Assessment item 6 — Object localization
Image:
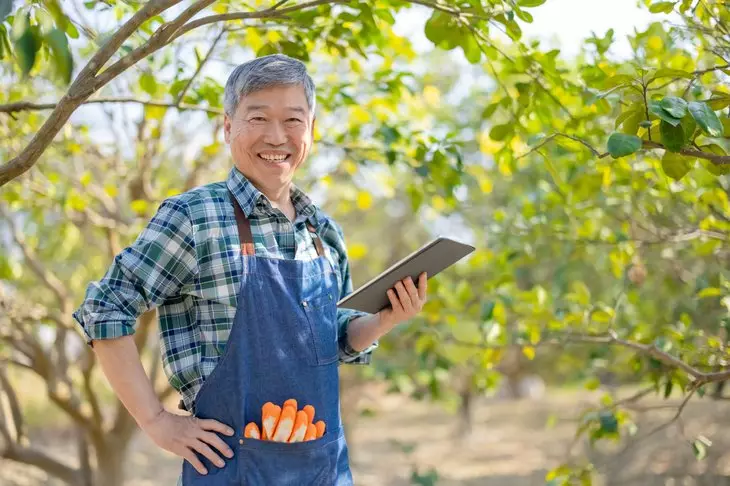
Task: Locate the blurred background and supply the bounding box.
[1,0,729,484]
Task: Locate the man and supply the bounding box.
[73,54,427,485]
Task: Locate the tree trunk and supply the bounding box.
[94,442,128,486]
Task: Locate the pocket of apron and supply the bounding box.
[302,292,338,366]
[238,429,345,486]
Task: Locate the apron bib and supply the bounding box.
[181,191,353,485]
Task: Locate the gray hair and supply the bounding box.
[223,54,316,117]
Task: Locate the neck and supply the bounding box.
[253,178,292,212]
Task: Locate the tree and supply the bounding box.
[2,0,730,485]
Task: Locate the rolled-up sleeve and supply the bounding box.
[73,198,197,344]
[331,224,378,365]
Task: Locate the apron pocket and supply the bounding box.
[238,430,344,486]
[302,292,338,366]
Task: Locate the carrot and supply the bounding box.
[302,404,315,425]
[262,402,282,441]
[283,398,298,410]
[304,423,317,441]
[272,405,296,442]
[288,410,309,442]
[314,420,325,439]
[244,422,261,440]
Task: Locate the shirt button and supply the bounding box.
[302,301,308,307]
[239,439,244,445]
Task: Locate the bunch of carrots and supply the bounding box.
[243,399,325,443]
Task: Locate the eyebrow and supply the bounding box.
[244,104,307,114]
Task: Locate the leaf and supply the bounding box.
[139,72,157,95]
[649,100,682,126]
[44,28,73,84]
[699,144,730,175]
[489,123,511,142]
[688,102,722,137]
[660,120,686,152]
[661,152,693,180]
[522,346,536,360]
[649,1,676,13]
[697,287,723,298]
[607,133,642,158]
[517,0,547,6]
[598,411,618,434]
[692,436,712,461]
[13,18,38,77]
[649,68,692,81]
[659,96,688,119]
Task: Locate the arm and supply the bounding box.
[73,198,232,475]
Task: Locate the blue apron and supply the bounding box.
[181,191,353,485]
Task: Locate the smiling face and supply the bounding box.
[223,84,315,196]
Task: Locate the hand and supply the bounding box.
[141,409,235,475]
[378,272,428,330]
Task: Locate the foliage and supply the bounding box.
[1,0,730,485]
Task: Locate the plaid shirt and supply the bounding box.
[73,167,375,410]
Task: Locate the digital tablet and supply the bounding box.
[337,236,476,314]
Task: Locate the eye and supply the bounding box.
[250,117,266,122]
[286,118,302,124]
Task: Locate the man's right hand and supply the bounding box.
[141,409,235,475]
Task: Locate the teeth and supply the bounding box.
[259,154,288,161]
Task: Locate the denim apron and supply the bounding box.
[181,190,353,485]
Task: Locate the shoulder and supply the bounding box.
[158,181,229,225]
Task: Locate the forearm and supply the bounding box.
[345,313,393,353]
[92,335,165,427]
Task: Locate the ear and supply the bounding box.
[223,114,232,144]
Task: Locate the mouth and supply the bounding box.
[258,153,291,165]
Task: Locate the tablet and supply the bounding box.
[337,236,476,314]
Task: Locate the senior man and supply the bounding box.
[73,54,427,485]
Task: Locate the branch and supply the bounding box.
[175,28,226,106]
[516,133,610,160]
[0,0,181,187]
[2,444,81,484]
[0,365,24,443]
[0,97,223,115]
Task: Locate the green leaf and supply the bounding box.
[659,96,687,119]
[688,102,723,137]
[489,123,511,142]
[649,1,676,13]
[661,152,693,180]
[140,72,157,96]
[44,28,73,84]
[697,287,723,298]
[517,0,547,6]
[649,100,682,126]
[660,120,685,152]
[598,411,618,434]
[692,436,712,461]
[607,133,642,158]
[649,68,693,81]
[13,17,39,77]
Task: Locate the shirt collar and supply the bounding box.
[226,166,318,225]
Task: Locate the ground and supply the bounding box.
[1,385,729,486]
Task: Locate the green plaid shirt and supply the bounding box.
[73,167,375,411]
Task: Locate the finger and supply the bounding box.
[404,277,420,306]
[314,420,326,438]
[182,449,207,475]
[244,422,260,440]
[303,405,315,425]
[395,281,414,312]
[262,403,282,440]
[289,411,308,442]
[417,272,427,301]
[197,418,234,437]
[386,289,403,313]
[199,431,234,459]
[283,398,297,410]
[272,405,296,442]
[304,423,317,441]
[191,440,225,469]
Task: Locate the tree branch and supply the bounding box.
[2,444,81,484]
[175,29,226,106]
[0,0,181,187]
[0,97,223,115]
[0,365,24,443]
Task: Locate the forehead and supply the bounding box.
[238,85,309,114]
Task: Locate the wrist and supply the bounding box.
[138,404,166,430]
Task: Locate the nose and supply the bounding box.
[263,121,287,146]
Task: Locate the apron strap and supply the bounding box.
[228,189,324,257]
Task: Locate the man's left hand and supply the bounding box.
[377,272,428,330]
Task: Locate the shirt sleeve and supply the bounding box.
[72,198,198,344]
[329,221,378,365]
